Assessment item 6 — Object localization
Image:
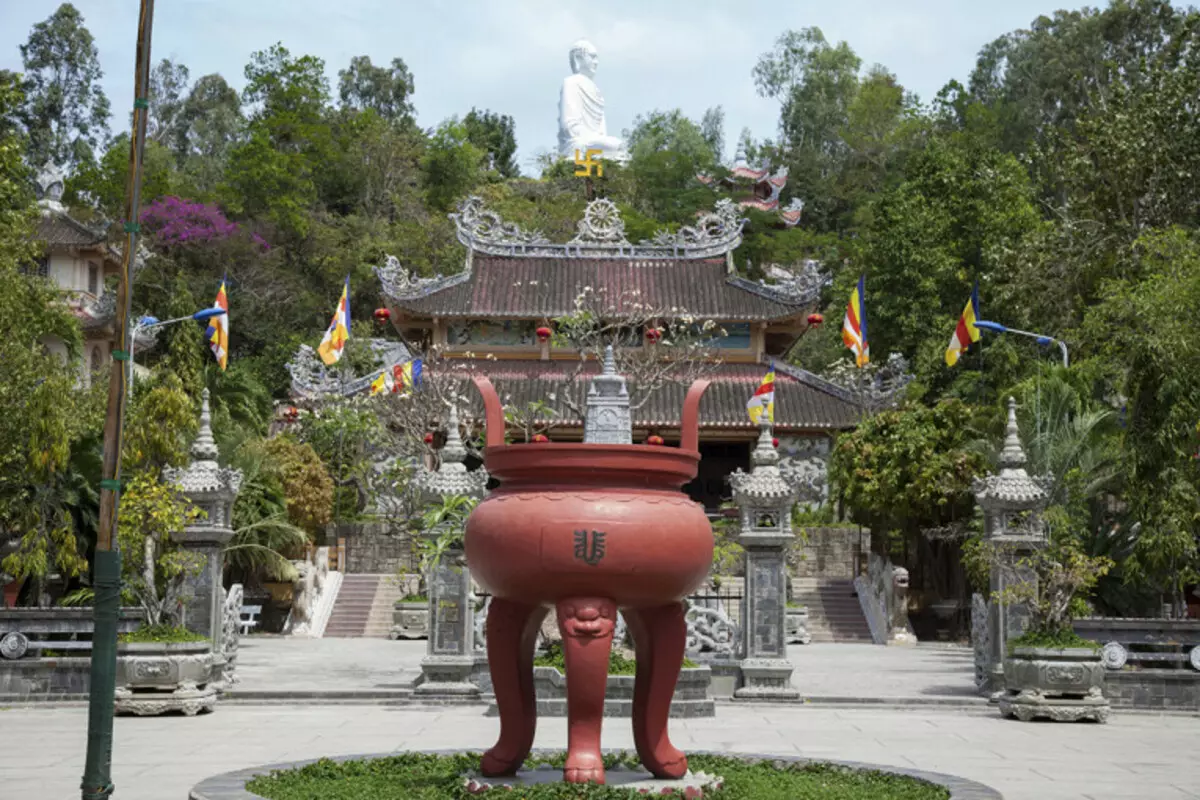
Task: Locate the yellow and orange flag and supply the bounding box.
[945,281,981,367]
[746,366,776,425]
[318,277,351,366]
[842,274,869,368]
[205,279,230,371]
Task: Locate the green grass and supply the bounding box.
[398,595,428,604]
[1008,628,1100,652]
[532,642,697,675]
[118,624,208,644]
[246,752,950,799]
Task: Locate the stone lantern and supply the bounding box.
[729,422,800,699]
[164,389,243,678]
[972,397,1051,695]
[411,404,489,698]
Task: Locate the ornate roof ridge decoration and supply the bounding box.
[413,404,489,502]
[972,397,1053,509]
[374,254,470,300]
[769,361,863,407]
[727,260,830,306]
[287,339,411,399]
[164,389,244,499]
[449,196,747,260]
[817,352,914,411]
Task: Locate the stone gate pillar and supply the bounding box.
[412,404,489,698]
[731,423,800,699]
[972,397,1051,697]
[164,389,243,680]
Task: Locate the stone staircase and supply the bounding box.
[792,578,874,643]
[324,574,399,638]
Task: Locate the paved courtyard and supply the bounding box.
[2,703,1198,800]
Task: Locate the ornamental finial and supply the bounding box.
[191,388,219,462]
[998,396,1026,469]
[751,421,780,468]
[440,403,468,472]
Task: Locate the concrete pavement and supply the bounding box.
[2,703,1198,800]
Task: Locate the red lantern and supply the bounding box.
[646,435,665,446]
[536,326,552,342]
[645,328,662,343]
[807,313,824,327]
[373,307,391,324]
[532,433,550,443]
[772,437,780,448]
[423,432,434,446]
[285,406,299,420]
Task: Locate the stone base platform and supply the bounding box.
[483,665,715,718]
[115,683,217,717]
[999,691,1110,723]
[464,765,723,796]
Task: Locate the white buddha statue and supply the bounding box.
[557,39,628,163]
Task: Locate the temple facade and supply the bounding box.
[373,195,863,510]
[32,164,122,388]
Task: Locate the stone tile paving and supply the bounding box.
[1,704,1197,800]
[234,636,978,700]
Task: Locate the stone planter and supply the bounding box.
[785,606,812,644]
[114,640,216,717]
[998,646,1109,723]
[390,600,429,640]
[518,665,714,718]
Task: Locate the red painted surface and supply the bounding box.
[467,376,712,785]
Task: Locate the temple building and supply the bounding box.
[31,163,122,387]
[371,195,862,510]
[697,147,804,227]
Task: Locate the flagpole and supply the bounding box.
[82,1,154,797]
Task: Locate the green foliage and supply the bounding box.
[119,624,208,644]
[1007,628,1099,653]
[532,641,697,676]
[261,436,334,536]
[247,752,948,799]
[123,372,198,475]
[829,400,989,544]
[18,3,110,172]
[297,401,386,518]
[421,119,484,211]
[338,56,415,125]
[463,108,518,179]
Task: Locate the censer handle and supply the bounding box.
[472,375,506,448]
[680,379,711,454]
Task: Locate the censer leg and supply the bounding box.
[556,597,617,785]
[628,601,688,779]
[481,598,547,777]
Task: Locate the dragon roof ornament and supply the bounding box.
[449,195,747,260]
[374,254,468,300]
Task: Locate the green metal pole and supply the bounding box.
[81,1,154,797]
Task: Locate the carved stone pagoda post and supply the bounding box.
[972,398,1051,697]
[413,404,489,698]
[731,422,800,699]
[164,390,243,682]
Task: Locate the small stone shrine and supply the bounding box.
[164,389,243,681]
[582,345,632,445]
[972,397,1052,696]
[729,421,800,699]
[413,404,489,698]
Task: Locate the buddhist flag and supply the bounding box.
[205,278,230,371]
[395,358,422,394]
[842,274,869,368]
[317,277,350,366]
[369,369,394,396]
[945,281,981,367]
[746,366,776,425]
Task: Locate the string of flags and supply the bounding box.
[369,358,423,396]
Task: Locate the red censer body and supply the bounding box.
[465,375,713,785]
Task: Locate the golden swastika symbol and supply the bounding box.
[574,148,603,178]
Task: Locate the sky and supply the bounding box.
[0,1,1187,175]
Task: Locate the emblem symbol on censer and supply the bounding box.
[573,529,607,566]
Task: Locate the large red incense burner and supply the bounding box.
[466,376,713,785]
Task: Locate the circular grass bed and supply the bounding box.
[245,751,952,799]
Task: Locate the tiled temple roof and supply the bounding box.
[36,212,107,248]
[433,359,863,431]
[384,256,816,322]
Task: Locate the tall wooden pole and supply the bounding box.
[81,1,154,797]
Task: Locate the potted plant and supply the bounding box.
[112,474,216,716]
[989,536,1114,723]
[393,495,478,640]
